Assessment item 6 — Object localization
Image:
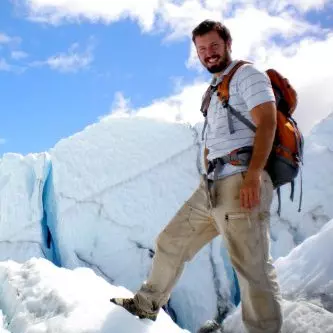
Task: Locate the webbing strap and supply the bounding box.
[226,104,256,133]
[298,165,303,212]
[201,85,216,116]
[202,117,208,141]
[289,117,303,163]
[288,117,304,213]
[290,180,295,202]
[277,187,281,216]
[201,85,217,141]
[227,110,235,134]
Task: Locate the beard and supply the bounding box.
[204,53,231,74]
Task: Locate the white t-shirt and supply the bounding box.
[204,60,275,179]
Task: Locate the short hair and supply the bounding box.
[192,19,232,44]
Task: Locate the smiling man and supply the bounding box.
[111,19,282,333]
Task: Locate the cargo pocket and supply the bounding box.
[224,210,263,266]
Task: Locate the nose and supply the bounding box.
[206,46,215,57]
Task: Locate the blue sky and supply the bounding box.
[0,0,332,155]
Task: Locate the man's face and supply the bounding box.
[195,30,231,75]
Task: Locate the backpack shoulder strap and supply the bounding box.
[218,60,251,106]
[217,60,255,133]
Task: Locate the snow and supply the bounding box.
[275,219,333,310]
[0,258,189,333]
[269,113,333,258]
[0,110,333,332]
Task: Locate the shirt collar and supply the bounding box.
[210,59,239,87]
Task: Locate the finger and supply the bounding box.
[240,188,248,209]
[250,185,260,208]
[251,187,259,209]
[254,187,260,206]
[240,189,244,209]
[242,189,249,209]
[248,188,254,209]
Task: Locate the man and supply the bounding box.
[111,19,283,333]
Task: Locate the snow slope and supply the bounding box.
[276,219,333,311]
[0,258,189,333]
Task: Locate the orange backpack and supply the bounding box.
[202,60,304,215]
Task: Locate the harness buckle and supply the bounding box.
[210,146,253,169]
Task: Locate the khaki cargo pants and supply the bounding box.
[134,171,283,333]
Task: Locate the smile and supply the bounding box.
[207,56,219,65]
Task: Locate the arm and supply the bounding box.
[240,101,276,210]
[247,101,277,174]
[236,65,277,210]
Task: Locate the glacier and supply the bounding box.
[0,152,50,262]
[0,111,333,332]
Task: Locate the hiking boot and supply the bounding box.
[197,319,224,333]
[110,297,158,321]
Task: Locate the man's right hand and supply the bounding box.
[240,170,261,210]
